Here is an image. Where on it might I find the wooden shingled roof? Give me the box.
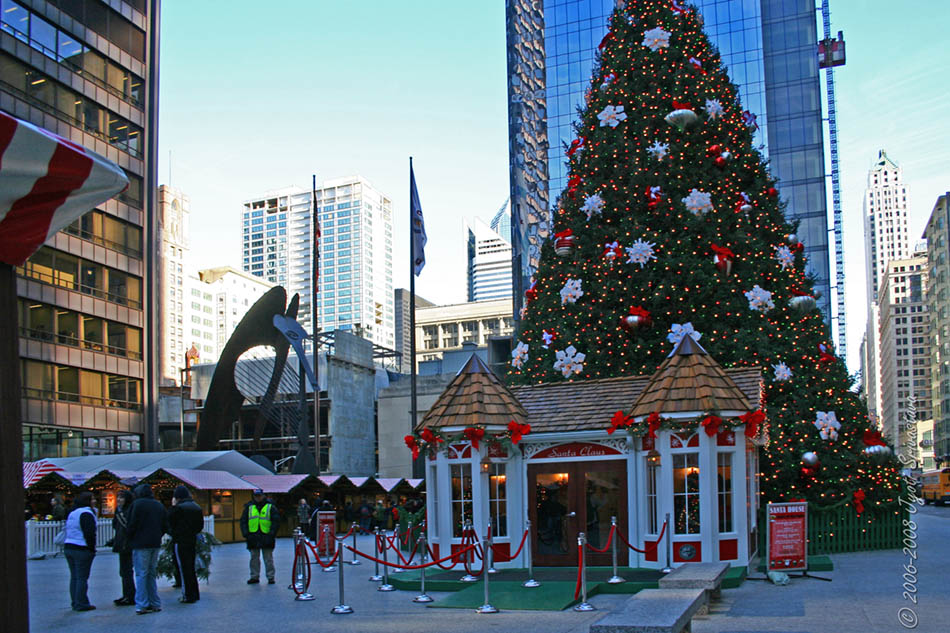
[416,354,529,431]
[627,336,753,419]
[510,367,760,434]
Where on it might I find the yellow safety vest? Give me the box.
[248,504,273,534]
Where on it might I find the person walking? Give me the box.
[63,491,97,612]
[51,496,67,522]
[240,489,279,584]
[168,485,204,603]
[296,497,311,535]
[126,484,168,615]
[111,489,136,606]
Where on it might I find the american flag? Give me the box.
[0,110,129,266]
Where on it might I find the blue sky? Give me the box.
[158,1,950,372]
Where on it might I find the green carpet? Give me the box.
[390,566,663,593]
[426,581,596,611]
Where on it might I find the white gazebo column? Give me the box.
[699,431,715,563]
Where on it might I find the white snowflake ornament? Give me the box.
[744,284,774,312]
[560,278,584,305]
[598,105,627,128]
[814,411,840,441]
[682,189,714,215]
[667,322,701,346]
[772,362,793,382]
[541,330,555,349]
[511,341,529,369]
[553,345,586,378]
[646,140,670,160]
[581,193,605,220]
[704,99,724,120]
[775,246,795,271]
[626,239,657,268]
[641,27,671,52]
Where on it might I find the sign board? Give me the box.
[317,510,336,556]
[766,502,807,572]
[530,442,622,460]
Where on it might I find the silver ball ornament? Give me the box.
[802,451,819,467]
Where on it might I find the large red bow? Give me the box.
[463,427,486,450]
[567,137,586,157]
[853,489,866,516]
[598,31,614,51]
[554,228,574,239]
[818,344,835,365]
[739,409,765,439]
[710,244,735,259]
[701,414,723,437]
[568,175,582,198]
[507,420,532,444]
[420,428,443,445]
[646,412,663,439]
[863,429,886,447]
[404,435,420,460]
[672,100,692,110]
[607,410,633,435]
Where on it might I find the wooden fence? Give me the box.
[759,501,907,556]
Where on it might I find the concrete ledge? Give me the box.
[590,587,706,633]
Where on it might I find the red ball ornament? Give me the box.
[714,156,726,168]
[553,229,575,256]
[620,306,652,334]
[707,144,722,156]
[767,186,779,197]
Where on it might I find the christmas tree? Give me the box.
[508,0,901,507]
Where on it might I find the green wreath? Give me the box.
[156,532,222,582]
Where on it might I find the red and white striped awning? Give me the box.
[22,460,65,488]
[0,110,129,266]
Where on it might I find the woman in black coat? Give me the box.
[111,489,136,606]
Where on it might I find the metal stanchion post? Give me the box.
[573,532,595,612]
[475,536,498,614]
[322,525,337,572]
[377,530,395,591]
[290,528,301,591]
[292,528,315,601]
[391,524,404,573]
[607,516,625,584]
[661,513,673,574]
[523,519,540,588]
[349,522,361,565]
[330,539,354,614]
[460,522,478,582]
[413,534,433,603]
[487,518,497,574]
[370,528,383,582]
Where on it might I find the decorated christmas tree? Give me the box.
[508,0,901,508]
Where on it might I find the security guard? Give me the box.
[240,489,280,584]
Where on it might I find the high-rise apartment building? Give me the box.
[878,250,930,446]
[466,216,514,302]
[862,150,910,421]
[490,197,512,243]
[506,0,834,325]
[394,288,435,373]
[4,0,160,458]
[242,176,395,350]
[923,192,950,461]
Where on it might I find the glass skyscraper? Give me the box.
[507,0,832,320]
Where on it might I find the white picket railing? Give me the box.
[26,515,215,558]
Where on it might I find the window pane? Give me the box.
[717,453,733,532]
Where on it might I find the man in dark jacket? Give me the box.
[239,489,279,584]
[111,489,136,606]
[126,484,169,614]
[168,485,204,603]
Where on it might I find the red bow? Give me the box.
[567,137,586,157]
[688,56,706,74]
[863,429,886,447]
[670,0,689,14]
[672,100,692,110]
[792,242,805,253]
[818,344,835,365]
[629,305,651,319]
[646,186,663,209]
[404,435,420,460]
[603,241,623,260]
[420,428,442,445]
[790,288,812,297]
[463,427,485,450]
[598,31,614,51]
[646,412,663,439]
[607,410,633,435]
[710,244,735,259]
[742,110,758,130]
[853,489,866,516]
[508,420,531,444]
[701,414,723,437]
[554,229,573,239]
[739,409,765,438]
[568,175,582,198]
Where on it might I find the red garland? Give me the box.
[507,420,532,444]
[739,409,765,438]
[646,411,663,439]
[463,427,485,450]
[607,410,633,435]
[700,414,723,437]
[853,489,866,516]
[404,435,420,460]
[863,429,886,447]
[420,428,443,445]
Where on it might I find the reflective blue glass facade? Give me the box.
[507,0,832,319]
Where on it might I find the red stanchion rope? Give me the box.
[302,539,342,568]
[490,528,531,563]
[344,542,478,571]
[616,518,668,554]
[332,524,356,541]
[389,533,421,565]
[573,543,584,599]
[427,543,460,570]
[291,541,311,595]
[586,524,615,554]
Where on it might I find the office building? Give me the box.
[923,192,950,461]
[394,288,435,373]
[197,266,273,358]
[877,250,930,447]
[506,0,833,325]
[242,176,395,350]
[4,0,160,458]
[416,298,515,369]
[158,185,189,385]
[466,216,514,302]
[491,197,512,243]
[862,150,911,420]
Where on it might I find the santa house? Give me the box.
[413,335,765,570]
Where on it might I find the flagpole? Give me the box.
[409,158,418,473]
[312,174,321,474]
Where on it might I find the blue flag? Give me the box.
[410,163,427,276]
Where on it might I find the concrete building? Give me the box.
[393,288,435,374]
[158,185,190,385]
[5,0,160,458]
[242,176,394,350]
[878,250,930,446]
[416,298,515,368]
[197,266,273,360]
[506,0,835,325]
[863,150,911,423]
[923,192,950,461]
[466,216,513,302]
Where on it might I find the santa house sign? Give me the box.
[766,502,808,572]
[530,442,621,460]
